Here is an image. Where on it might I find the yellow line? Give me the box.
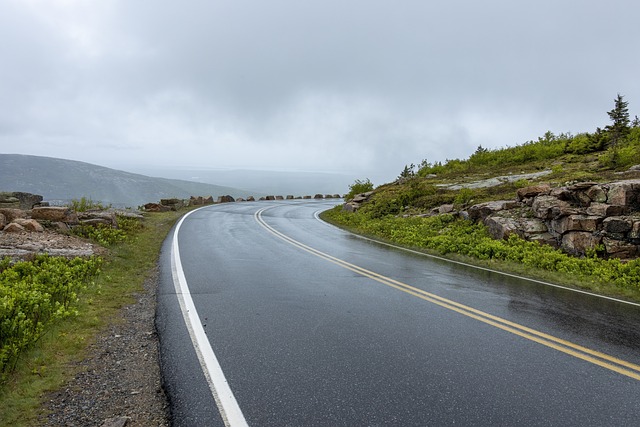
[255,207,640,381]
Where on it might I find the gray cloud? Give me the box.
[1,0,639,184]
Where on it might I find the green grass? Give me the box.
[0,209,188,426]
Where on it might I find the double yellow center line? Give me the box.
[255,206,640,381]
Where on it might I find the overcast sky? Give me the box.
[1,0,639,184]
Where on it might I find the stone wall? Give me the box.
[463,179,640,259]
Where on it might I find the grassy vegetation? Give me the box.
[0,209,187,426]
[69,196,110,212]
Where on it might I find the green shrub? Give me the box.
[345,179,374,201]
[70,197,110,212]
[70,215,142,247]
[0,255,102,379]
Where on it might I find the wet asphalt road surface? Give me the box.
[157,200,640,426]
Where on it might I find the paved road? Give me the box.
[157,200,640,426]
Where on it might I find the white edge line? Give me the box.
[313,207,640,308]
[170,206,249,427]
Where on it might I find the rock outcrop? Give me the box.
[464,179,640,259]
[342,192,374,212]
[0,191,45,209]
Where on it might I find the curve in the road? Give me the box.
[255,205,640,382]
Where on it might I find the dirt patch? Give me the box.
[37,267,171,426]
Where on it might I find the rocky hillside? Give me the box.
[0,154,257,207]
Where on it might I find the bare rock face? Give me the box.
[314,194,324,199]
[630,221,640,240]
[275,195,284,200]
[78,211,118,227]
[531,196,578,220]
[31,206,79,224]
[603,237,638,259]
[469,180,640,259]
[14,218,45,232]
[0,191,44,209]
[561,232,601,256]
[586,202,628,217]
[247,196,256,202]
[0,208,28,223]
[484,217,523,240]
[603,216,633,233]
[342,191,374,213]
[550,215,601,235]
[3,222,25,232]
[286,195,294,200]
[516,184,551,201]
[0,213,5,229]
[522,218,548,234]
[468,201,519,222]
[585,185,607,203]
[607,179,640,210]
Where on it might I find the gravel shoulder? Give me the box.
[37,266,171,426]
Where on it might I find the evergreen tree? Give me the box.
[606,93,630,146]
[398,163,416,179]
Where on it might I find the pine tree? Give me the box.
[606,93,630,146]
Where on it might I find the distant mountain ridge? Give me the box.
[0,154,258,207]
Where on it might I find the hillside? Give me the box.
[0,154,258,207]
[324,96,640,301]
[350,96,640,218]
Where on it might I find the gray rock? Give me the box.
[14,218,45,232]
[216,195,235,203]
[586,203,628,217]
[550,215,601,235]
[607,179,640,209]
[516,184,551,201]
[31,206,79,223]
[484,217,523,240]
[603,216,633,233]
[0,208,27,223]
[561,232,601,256]
[438,204,455,214]
[532,195,576,220]
[3,222,25,233]
[522,218,548,234]
[603,237,638,259]
[585,185,607,203]
[78,211,118,227]
[468,200,517,222]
